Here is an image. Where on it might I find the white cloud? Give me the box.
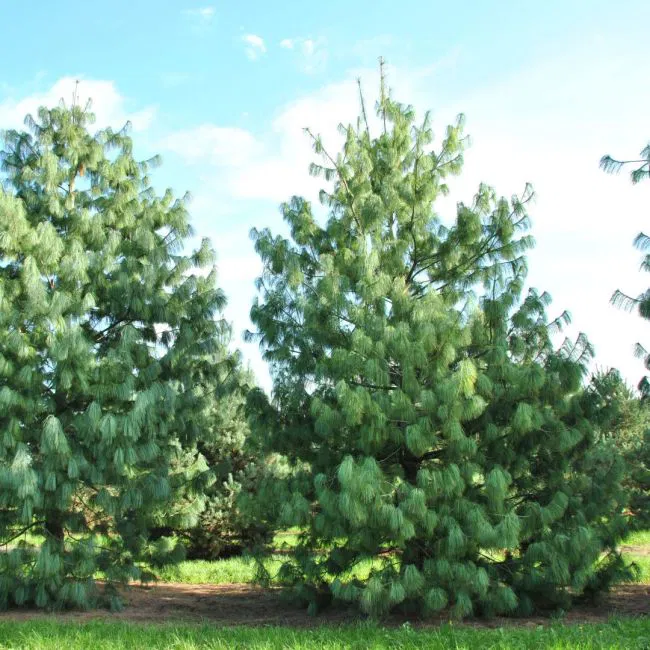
[160,63,416,204]
[222,62,424,201]
[0,77,156,132]
[243,34,266,61]
[279,36,327,73]
[182,6,215,21]
[181,6,216,34]
[161,125,261,167]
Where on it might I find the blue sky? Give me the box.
[1,0,649,391]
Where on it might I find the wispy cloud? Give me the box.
[182,6,215,21]
[302,39,315,56]
[161,124,261,167]
[182,6,216,33]
[243,34,266,61]
[0,77,156,132]
[279,36,327,73]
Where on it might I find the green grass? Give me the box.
[152,555,379,585]
[150,540,650,587]
[7,527,649,589]
[1,618,649,650]
[154,556,282,585]
[621,528,650,584]
[152,555,649,587]
[148,540,650,587]
[623,530,650,546]
[273,529,302,549]
[627,555,650,583]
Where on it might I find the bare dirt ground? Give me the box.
[0,582,648,628]
[620,544,650,557]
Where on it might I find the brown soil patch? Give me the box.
[620,544,650,557]
[0,582,649,628]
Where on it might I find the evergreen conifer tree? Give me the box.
[582,369,650,531]
[600,142,650,525]
[248,67,631,618]
[150,363,273,559]
[0,102,227,609]
[600,143,650,395]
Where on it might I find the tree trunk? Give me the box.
[45,514,64,543]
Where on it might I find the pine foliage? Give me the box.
[600,144,650,185]
[583,369,650,531]
[0,103,227,609]
[248,68,632,618]
[600,142,650,516]
[151,364,273,559]
[601,142,650,395]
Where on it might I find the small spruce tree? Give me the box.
[247,67,631,618]
[0,102,227,609]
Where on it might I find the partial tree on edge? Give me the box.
[0,101,228,609]
[600,142,650,528]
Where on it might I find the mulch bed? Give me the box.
[1,582,649,628]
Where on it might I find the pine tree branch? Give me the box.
[349,379,396,391]
[357,78,371,139]
[1,521,46,547]
[304,128,363,232]
[418,448,444,462]
[611,289,640,312]
[600,155,649,176]
[405,149,423,286]
[90,317,131,342]
[379,56,388,134]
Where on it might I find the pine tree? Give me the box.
[600,143,650,395]
[584,370,650,532]
[247,67,632,618]
[599,143,650,528]
[150,362,273,559]
[0,102,227,609]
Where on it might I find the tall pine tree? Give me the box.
[248,67,631,618]
[0,102,227,609]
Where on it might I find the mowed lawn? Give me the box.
[1,618,650,650]
[157,528,650,586]
[0,530,649,649]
